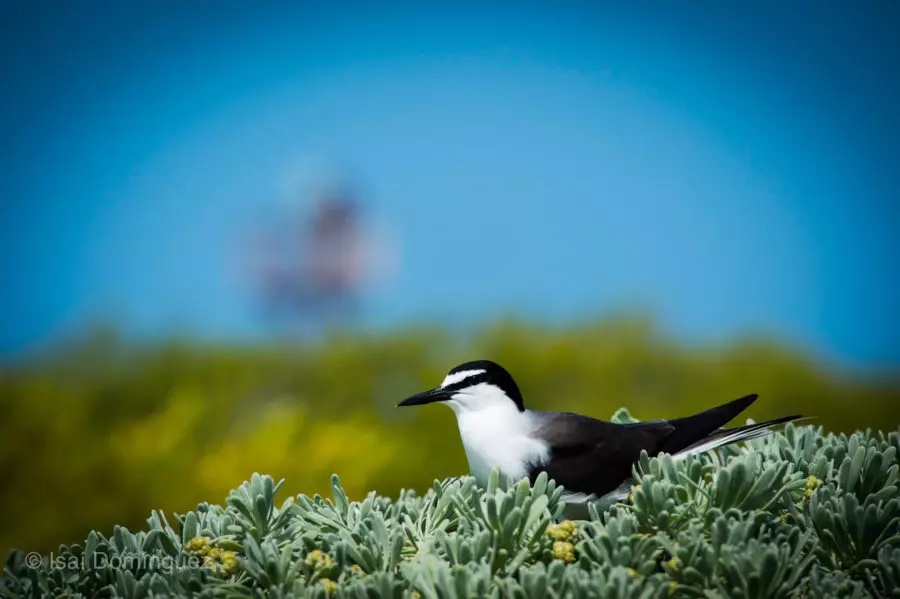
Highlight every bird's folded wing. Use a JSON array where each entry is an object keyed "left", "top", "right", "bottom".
[{"left": 531, "top": 412, "right": 675, "bottom": 499}]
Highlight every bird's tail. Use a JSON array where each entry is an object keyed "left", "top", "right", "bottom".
[
  {"left": 659, "top": 393, "right": 804, "bottom": 458},
  {"left": 674, "top": 414, "right": 805, "bottom": 459}
]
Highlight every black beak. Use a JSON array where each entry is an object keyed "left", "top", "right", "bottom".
[{"left": 397, "top": 387, "right": 452, "bottom": 407}]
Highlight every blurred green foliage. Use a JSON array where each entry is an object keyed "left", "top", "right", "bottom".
[{"left": 1, "top": 316, "right": 898, "bottom": 559}]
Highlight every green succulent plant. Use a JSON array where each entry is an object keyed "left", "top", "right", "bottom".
[{"left": 2, "top": 421, "right": 899, "bottom": 598}]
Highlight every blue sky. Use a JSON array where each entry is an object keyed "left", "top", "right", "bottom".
[{"left": 1, "top": 2, "right": 898, "bottom": 366}]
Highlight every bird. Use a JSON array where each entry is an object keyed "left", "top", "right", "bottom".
[{"left": 397, "top": 359, "right": 803, "bottom": 513}]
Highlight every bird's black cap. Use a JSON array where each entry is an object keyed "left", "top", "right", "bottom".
[{"left": 397, "top": 359, "right": 526, "bottom": 411}]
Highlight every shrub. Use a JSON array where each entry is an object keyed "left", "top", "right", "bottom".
[{"left": 3, "top": 418, "right": 898, "bottom": 598}]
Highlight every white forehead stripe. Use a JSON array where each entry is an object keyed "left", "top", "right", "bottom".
[{"left": 440, "top": 369, "right": 487, "bottom": 388}]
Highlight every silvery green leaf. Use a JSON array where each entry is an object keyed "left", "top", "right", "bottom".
[
  {"left": 514, "top": 478, "right": 531, "bottom": 508},
  {"left": 487, "top": 468, "right": 501, "bottom": 495},
  {"left": 532, "top": 471, "right": 548, "bottom": 498},
  {"left": 181, "top": 511, "right": 199, "bottom": 544}
]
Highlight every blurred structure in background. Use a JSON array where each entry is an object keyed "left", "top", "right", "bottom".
[{"left": 244, "top": 170, "right": 395, "bottom": 333}]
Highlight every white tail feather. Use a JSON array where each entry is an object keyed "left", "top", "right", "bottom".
[{"left": 672, "top": 424, "right": 775, "bottom": 462}]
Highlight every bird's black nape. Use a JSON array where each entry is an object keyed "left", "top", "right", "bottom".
[{"left": 446, "top": 360, "right": 526, "bottom": 411}]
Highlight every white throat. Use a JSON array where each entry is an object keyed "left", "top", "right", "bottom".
[{"left": 443, "top": 383, "right": 549, "bottom": 486}]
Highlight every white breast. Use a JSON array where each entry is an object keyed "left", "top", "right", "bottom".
[{"left": 454, "top": 405, "right": 550, "bottom": 486}]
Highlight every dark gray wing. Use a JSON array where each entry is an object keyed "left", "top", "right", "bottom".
[
  {"left": 528, "top": 394, "right": 764, "bottom": 498},
  {"left": 529, "top": 411, "right": 675, "bottom": 498}
]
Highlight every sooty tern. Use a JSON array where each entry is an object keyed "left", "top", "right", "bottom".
[{"left": 397, "top": 360, "right": 803, "bottom": 510}]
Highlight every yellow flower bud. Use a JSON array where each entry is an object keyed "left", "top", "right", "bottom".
[
  {"left": 546, "top": 523, "right": 568, "bottom": 541},
  {"left": 552, "top": 541, "right": 576, "bottom": 564},
  {"left": 184, "top": 536, "right": 212, "bottom": 556},
  {"left": 221, "top": 556, "right": 240, "bottom": 576},
  {"left": 320, "top": 578, "right": 337, "bottom": 596},
  {"left": 305, "top": 549, "right": 324, "bottom": 566},
  {"left": 304, "top": 549, "right": 333, "bottom": 570}
]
